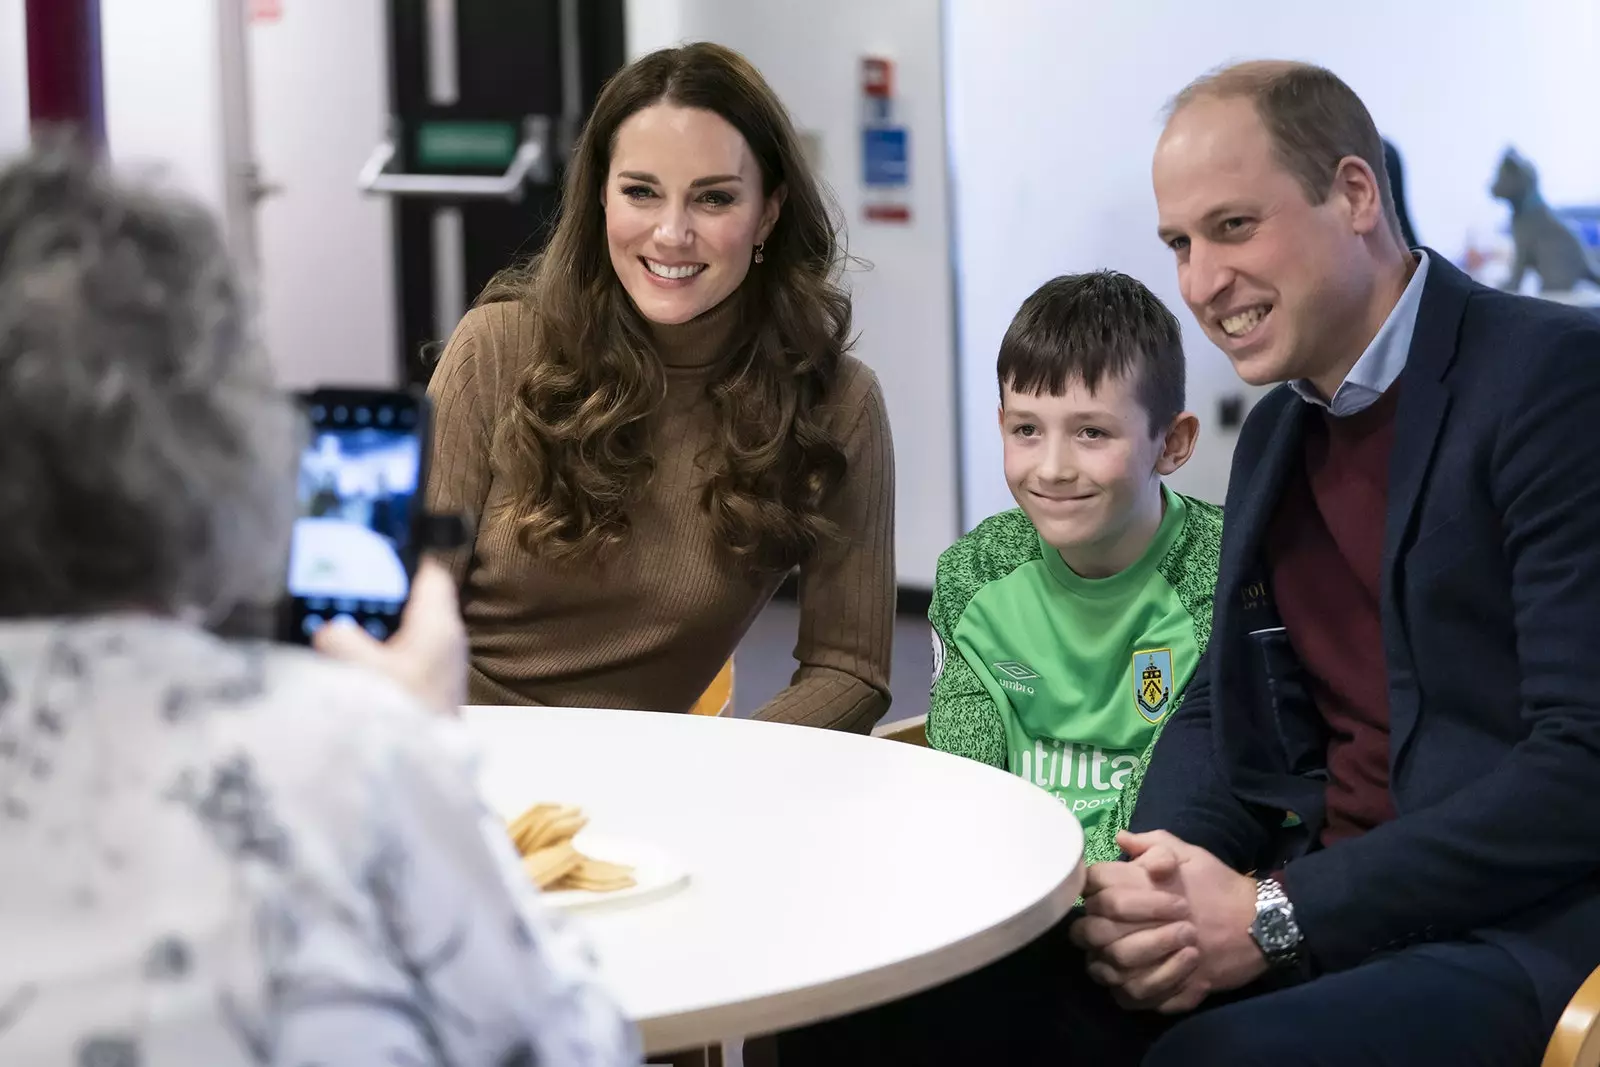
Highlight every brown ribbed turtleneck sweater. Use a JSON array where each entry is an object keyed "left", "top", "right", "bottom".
[{"left": 424, "top": 294, "right": 895, "bottom": 731}]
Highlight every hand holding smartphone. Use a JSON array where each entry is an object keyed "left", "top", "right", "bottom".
[{"left": 311, "top": 557, "right": 469, "bottom": 712}]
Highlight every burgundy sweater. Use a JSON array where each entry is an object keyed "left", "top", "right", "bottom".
[{"left": 1267, "top": 387, "right": 1401, "bottom": 847}]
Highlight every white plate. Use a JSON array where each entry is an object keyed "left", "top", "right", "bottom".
[{"left": 539, "top": 832, "right": 691, "bottom": 912}]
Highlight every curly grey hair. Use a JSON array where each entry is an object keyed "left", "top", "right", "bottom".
[{"left": 0, "top": 144, "right": 297, "bottom": 620}]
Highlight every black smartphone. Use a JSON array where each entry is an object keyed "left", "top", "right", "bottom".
[{"left": 282, "top": 387, "right": 431, "bottom": 645}]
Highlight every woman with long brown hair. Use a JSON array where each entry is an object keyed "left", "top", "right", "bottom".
[{"left": 425, "top": 42, "right": 895, "bottom": 730}]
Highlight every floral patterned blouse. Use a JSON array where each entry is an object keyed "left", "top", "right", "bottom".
[{"left": 0, "top": 616, "right": 641, "bottom": 1066}]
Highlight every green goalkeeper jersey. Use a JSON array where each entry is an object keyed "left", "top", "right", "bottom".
[{"left": 927, "top": 487, "right": 1223, "bottom": 865}]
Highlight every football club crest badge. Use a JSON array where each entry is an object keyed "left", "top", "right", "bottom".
[{"left": 1133, "top": 648, "right": 1173, "bottom": 723}]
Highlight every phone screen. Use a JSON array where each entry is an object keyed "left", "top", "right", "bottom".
[{"left": 285, "top": 389, "right": 428, "bottom": 644}]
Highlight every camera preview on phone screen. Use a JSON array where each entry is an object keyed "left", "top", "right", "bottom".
[{"left": 286, "top": 395, "right": 422, "bottom": 643}]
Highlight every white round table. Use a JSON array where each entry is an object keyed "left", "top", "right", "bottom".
[{"left": 463, "top": 705, "right": 1086, "bottom": 1055}]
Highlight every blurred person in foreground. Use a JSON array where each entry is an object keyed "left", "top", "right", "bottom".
[{"left": 0, "top": 145, "right": 638, "bottom": 1066}]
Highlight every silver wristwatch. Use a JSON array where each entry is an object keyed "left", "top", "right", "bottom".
[{"left": 1249, "top": 877, "right": 1303, "bottom": 967}]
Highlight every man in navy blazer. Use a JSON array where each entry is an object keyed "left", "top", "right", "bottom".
[{"left": 1072, "top": 60, "right": 1600, "bottom": 1064}]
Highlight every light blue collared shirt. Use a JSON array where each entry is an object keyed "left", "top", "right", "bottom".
[{"left": 1289, "top": 250, "right": 1431, "bottom": 416}]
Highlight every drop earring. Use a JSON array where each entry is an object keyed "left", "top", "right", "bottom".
[{"left": 753, "top": 242, "right": 765, "bottom": 264}]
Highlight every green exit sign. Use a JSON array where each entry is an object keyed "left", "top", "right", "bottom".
[{"left": 416, "top": 121, "right": 517, "bottom": 169}]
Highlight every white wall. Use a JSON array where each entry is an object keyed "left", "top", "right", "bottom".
[
  {"left": 629, "top": 0, "right": 961, "bottom": 587},
  {"left": 98, "top": 0, "right": 396, "bottom": 389},
  {"left": 247, "top": 0, "right": 398, "bottom": 388},
  {"left": 946, "top": 0, "right": 1600, "bottom": 528},
  {"left": 0, "top": 0, "right": 25, "bottom": 160},
  {"left": 100, "top": 0, "right": 229, "bottom": 216}
]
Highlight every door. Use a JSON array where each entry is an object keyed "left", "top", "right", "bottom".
[
  {"left": 378, "top": 0, "right": 625, "bottom": 385},
  {"left": 248, "top": 0, "right": 403, "bottom": 390}
]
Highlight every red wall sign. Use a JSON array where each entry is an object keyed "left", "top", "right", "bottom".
[{"left": 862, "top": 57, "right": 894, "bottom": 99}]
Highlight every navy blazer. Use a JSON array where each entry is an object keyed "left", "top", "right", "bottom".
[{"left": 1131, "top": 253, "right": 1600, "bottom": 1023}]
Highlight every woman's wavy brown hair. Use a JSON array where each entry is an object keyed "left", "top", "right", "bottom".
[{"left": 481, "top": 42, "right": 851, "bottom": 576}]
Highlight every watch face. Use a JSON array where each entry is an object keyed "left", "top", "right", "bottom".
[{"left": 1256, "top": 907, "right": 1297, "bottom": 951}]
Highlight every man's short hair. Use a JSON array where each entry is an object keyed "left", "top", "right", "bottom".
[
  {"left": 997, "top": 271, "right": 1185, "bottom": 435},
  {"left": 1168, "top": 60, "right": 1405, "bottom": 244}
]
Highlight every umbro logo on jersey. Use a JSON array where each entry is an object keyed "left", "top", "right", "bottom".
[
  {"left": 993, "top": 660, "right": 1041, "bottom": 696},
  {"left": 993, "top": 660, "right": 1041, "bottom": 681}
]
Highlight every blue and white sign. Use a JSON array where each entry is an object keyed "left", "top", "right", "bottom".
[{"left": 863, "top": 126, "right": 909, "bottom": 188}]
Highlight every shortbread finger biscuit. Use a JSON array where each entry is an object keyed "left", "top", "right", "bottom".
[
  {"left": 507, "top": 803, "right": 561, "bottom": 853},
  {"left": 512, "top": 804, "right": 587, "bottom": 854},
  {"left": 522, "top": 806, "right": 588, "bottom": 854},
  {"left": 523, "top": 842, "right": 581, "bottom": 889},
  {"left": 556, "top": 855, "right": 637, "bottom": 893}
]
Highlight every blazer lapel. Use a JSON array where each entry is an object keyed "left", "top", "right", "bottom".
[
  {"left": 1382, "top": 389, "right": 1449, "bottom": 575},
  {"left": 1217, "top": 394, "right": 1308, "bottom": 797},
  {"left": 1385, "top": 251, "right": 1472, "bottom": 762},
  {"left": 1221, "top": 396, "right": 1307, "bottom": 596}
]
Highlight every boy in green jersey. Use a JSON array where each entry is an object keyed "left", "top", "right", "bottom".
[{"left": 928, "top": 271, "right": 1222, "bottom": 865}]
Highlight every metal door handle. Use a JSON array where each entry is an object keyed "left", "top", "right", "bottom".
[{"left": 358, "top": 115, "right": 552, "bottom": 201}]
